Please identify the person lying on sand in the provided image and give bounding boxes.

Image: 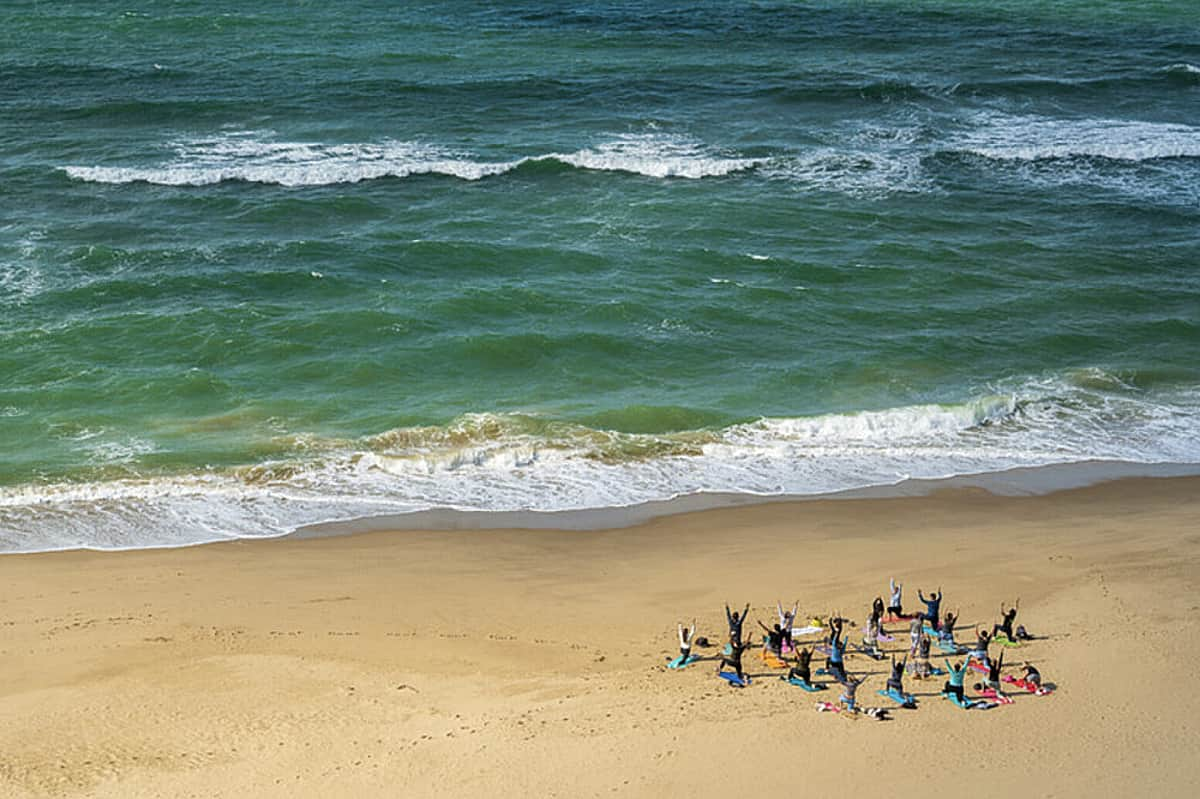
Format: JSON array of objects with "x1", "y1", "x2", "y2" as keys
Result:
[{"x1": 725, "y1": 602, "x2": 750, "y2": 647}]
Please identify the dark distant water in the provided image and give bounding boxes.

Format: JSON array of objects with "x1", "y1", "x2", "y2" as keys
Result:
[{"x1": 2, "y1": 0, "x2": 1198, "y2": 551}]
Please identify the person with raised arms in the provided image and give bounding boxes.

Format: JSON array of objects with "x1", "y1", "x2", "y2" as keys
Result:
[
  {"x1": 918, "y1": 587, "x2": 942, "y2": 632},
  {"x1": 776, "y1": 599, "x2": 799, "y2": 652},
  {"x1": 993, "y1": 600, "x2": 1019, "y2": 642},
  {"x1": 888, "y1": 577, "x2": 904, "y2": 617},
  {"x1": 725, "y1": 601, "x2": 750, "y2": 648}
]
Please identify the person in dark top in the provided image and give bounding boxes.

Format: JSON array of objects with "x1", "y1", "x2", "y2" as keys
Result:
[
  {"x1": 970, "y1": 628, "x2": 992, "y2": 667},
  {"x1": 788, "y1": 646, "x2": 814, "y2": 684},
  {"x1": 886, "y1": 654, "x2": 908, "y2": 694},
  {"x1": 918, "y1": 588, "x2": 942, "y2": 632},
  {"x1": 993, "y1": 601, "x2": 1019, "y2": 641},
  {"x1": 977, "y1": 651, "x2": 1004, "y2": 694},
  {"x1": 827, "y1": 628, "x2": 848, "y2": 682},
  {"x1": 872, "y1": 596, "x2": 885, "y2": 625},
  {"x1": 757, "y1": 620, "x2": 785, "y2": 657},
  {"x1": 941, "y1": 610, "x2": 959, "y2": 643},
  {"x1": 827, "y1": 613, "x2": 845, "y2": 646},
  {"x1": 717, "y1": 637, "x2": 754, "y2": 682},
  {"x1": 1021, "y1": 662, "x2": 1041, "y2": 689},
  {"x1": 725, "y1": 602, "x2": 750, "y2": 647}
]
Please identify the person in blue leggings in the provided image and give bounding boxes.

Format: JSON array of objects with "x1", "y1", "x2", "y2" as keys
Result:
[{"x1": 827, "y1": 629, "x2": 848, "y2": 682}]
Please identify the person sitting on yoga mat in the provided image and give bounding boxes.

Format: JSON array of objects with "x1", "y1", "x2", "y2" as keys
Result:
[
  {"x1": 717, "y1": 637, "x2": 753, "y2": 681},
  {"x1": 888, "y1": 577, "x2": 903, "y2": 616},
  {"x1": 777, "y1": 599, "x2": 799, "y2": 650},
  {"x1": 863, "y1": 607, "x2": 882, "y2": 656},
  {"x1": 973, "y1": 651, "x2": 1005, "y2": 696},
  {"x1": 908, "y1": 615, "x2": 924, "y2": 655},
  {"x1": 725, "y1": 602, "x2": 750, "y2": 647},
  {"x1": 1021, "y1": 661, "x2": 1042, "y2": 689},
  {"x1": 887, "y1": 654, "x2": 908, "y2": 695},
  {"x1": 918, "y1": 588, "x2": 942, "y2": 632},
  {"x1": 940, "y1": 610, "x2": 959, "y2": 643},
  {"x1": 993, "y1": 601, "x2": 1019, "y2": 641},
  {"x1": 757, "y1": 620, "x2": 785, "y2": 657},
  {"x1": 838, "y1": 671, "x2": 868, "y2": 712},
  {"x1": 968, "y1": 628, "x2": 992, "y2": 667},
  {"x1": 788, "y1": 646, "x2": 814, "y2": 684},
  {"x1": 827, "y1": 628, "x2": 849, "y2": 682},
  {"x1": 914, "y1": 634, "x2": 933, "y2": 678},
  {"x1": 944, "y1": 659, "x2": 968, "y2": 702},
  {"x1": 677, "y1": 620, "x2": 697, "y2": 663}
]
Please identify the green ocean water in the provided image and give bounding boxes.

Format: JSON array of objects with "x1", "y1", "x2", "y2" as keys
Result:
[{"x1": 1, "y1": 1, "x2": 1198, "y2": 550}]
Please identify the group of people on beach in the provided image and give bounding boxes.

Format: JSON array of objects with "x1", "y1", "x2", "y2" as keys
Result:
[{"x1": 673, "y1": 578, "x2": 1048, "y2": 716}]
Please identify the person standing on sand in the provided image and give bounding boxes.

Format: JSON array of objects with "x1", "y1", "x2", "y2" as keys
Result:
[
  {"x1": 726, "y1": 602, "x2": 750, "y2": 647},
  {"x1": 777, "y1": 599, "x2": 799, "y2": 651}
]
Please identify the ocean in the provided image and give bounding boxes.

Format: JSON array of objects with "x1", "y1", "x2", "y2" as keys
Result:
[{"x1": 2, "y1": 0, "x2": 1198, "y2": 552}]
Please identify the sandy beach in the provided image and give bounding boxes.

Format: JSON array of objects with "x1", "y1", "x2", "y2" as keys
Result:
[{"x1": 2, "y1": 476, "x2": 1199, "y2": 798}]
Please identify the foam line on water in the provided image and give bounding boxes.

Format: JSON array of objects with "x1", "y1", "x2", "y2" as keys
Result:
[{"x1": 3, "y1": 372, "x2": 1200, "y2": 553}]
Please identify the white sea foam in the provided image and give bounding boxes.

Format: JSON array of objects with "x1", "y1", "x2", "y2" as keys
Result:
[
  {"x1": 2, "y1": 373, "x2": 1199, "y2": 553},
  {"x1": 956, "y1": 113, "x2": 1200, "y2": 162},
  {"x1": 61, "y1": 132, "x2": 759, "y2": 187}
]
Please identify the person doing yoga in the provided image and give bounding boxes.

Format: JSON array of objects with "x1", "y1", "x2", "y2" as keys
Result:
[
  {"x1": 943, "y1": 658, "x2": 968, "y2": 702},
  {"x1": 918, "y1": 588, "x2": 942, "y2": 632},
  {"x1": 941, "y1": 610, "x2": 959, "y2": 643},
  {"x1": 888, "y1": 578, "x2": 903, "y2": 616},
  {"x1": 1021, "y1": 662, "x2": 1041, "y2": 689},
  {"x1": 777, "y1": 600, "x2": 799, "y2": 650},
  {"x1": 725, "y1": 602, "x2": 750, "y2": 647},
  {"x1": 788, "y1": 647, "x2": 814, "y2": 685},
  {"x1": 677, "y1": 620, "x2": 697, "y2": 662},
  {"x1": 993, "y1": 600, "x2": 1019, "y2": 641},
  {"x1": 717, "y1": 637, "x2": 754, "y2": 681},
  {"x1": 838, "y1": 671, "x2": 867, "y2": 712},
  {"x1": 887, "y1": 655, "x2": 908, "y2": 695},
  {"x1": 827, "y1": 628, "x2": 849, "y2": 682},
  {"x1": 969, "y1": 628, "x2": 992, "y2": 667},
  {"x1": 758, "y1": 620, "x2": 785, "y2": 657},
  {"x1": 974, "y1": 651, "x2": 1005, "y2": 695}
]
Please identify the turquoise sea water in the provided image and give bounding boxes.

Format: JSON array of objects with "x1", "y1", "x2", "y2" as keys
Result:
[{"x1": 2, "y1": 1, "x2": 1198, "y2": 551}]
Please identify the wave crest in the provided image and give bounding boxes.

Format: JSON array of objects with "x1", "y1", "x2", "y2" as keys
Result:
[{"x1": 61, "y1": 133, "x2": 760, "y2": 187}]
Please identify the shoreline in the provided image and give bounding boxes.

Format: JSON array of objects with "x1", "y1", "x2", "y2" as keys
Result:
[
  {"x1": 2, "y1": 474, "x2": 1199, "y2": 796},
  {"x1": 5, "y1": 459, "x2": 1199, "y2": 556}
]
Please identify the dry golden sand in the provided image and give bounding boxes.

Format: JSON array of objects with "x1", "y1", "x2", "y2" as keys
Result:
[{"x1": 2, "y1": 477, "x2": 1199, "y2": 798}]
